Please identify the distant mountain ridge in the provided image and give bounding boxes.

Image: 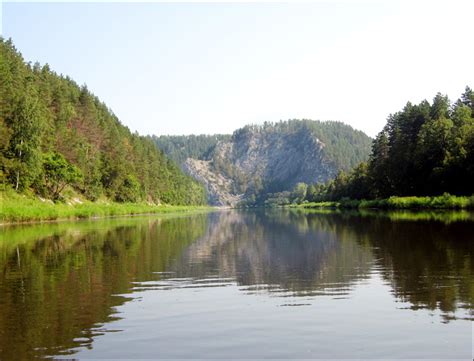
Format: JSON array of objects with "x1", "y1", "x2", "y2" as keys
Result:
[
  {"x1": 151, "y1": 134, "x2": 231, "y2": 165},
  {"x1": 154, "y1": 120, "x2": 372, "y2": 206}
]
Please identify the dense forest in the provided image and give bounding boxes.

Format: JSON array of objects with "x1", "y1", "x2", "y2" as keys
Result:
[
  {"x1": 151, "y1": 134, "x2": 231, "y2": 165},
  {"x1": 289, "y1": 89, "x2": 474, "y2": 204},
  {"x1": 0, "y1": 38, "x2": 206, "y2": 205}
]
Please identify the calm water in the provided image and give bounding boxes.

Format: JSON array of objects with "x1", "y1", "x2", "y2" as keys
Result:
[{"x1": 0, "y1": 209, "x2": 473, "y2": 360}]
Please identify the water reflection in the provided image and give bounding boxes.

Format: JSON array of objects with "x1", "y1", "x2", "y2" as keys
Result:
[
  {"x1": 300, "y1": 209, "x2": 474, "y2": 318},
  {"x1": 0, "y1": 210, "x2": 472, "y2": 359},
  {"x1": 168, "y1": 210, "x2": 373, "y2": 297},
  {"x1": 0, "y1": 215, "x2": 208, "y2": 360},
  {"x1": 159, "y1": 210, "x2": 473, "y2": 319}
]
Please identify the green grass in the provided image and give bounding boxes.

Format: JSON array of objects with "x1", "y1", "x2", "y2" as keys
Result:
[
  {"x1": 0, "y1": 190, "x2": 213, "y2": 224},
  {"x1": 290, "y1": 207, "x2": 474, "y2": 224},
  {"x1": 300, "y1": 193, "x2": 474, "y2": 210}
]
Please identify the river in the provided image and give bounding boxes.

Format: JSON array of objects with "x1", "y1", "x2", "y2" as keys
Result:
[{"x1": 0, "y1": 209, "x2": 472, "y2": 359}]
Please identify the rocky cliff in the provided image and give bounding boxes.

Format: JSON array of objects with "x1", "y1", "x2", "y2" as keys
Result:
[
  {"x1": 178, "y1": 120, "x2": 372, "y2": 206},
  {"x1": 182, "y1": 159, "x2": 243, "y2": 206}
]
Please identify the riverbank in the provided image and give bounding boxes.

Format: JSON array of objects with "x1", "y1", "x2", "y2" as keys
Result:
[
  {"x1": 296, "y1": 194, "x2": 474, "y2": 210},
  {"x1": 0, "y1": 191, "x2": 213, "y2": 225}
]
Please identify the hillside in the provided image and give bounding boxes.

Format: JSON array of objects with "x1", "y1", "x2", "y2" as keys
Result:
[
  {"x1": 159, "y1": 120, "x2": 372, "y2": 206},
  {"x1": 0, "y1": 38, "x2": 206, "y2": 205},
  {"x1": 151, "y1": 134, "x2": 231, "y2": 165}
]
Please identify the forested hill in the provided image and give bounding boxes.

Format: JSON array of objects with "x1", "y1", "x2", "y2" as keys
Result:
[
  {"x1": 167, "y1": 120, "x2": 372, "y2": 206},
  {"x1": 151, "y1": 134, "x2": 231, "y2": 165},
  {"x1": 0, "y1": 38, "x2": 206, "y2": 205}
]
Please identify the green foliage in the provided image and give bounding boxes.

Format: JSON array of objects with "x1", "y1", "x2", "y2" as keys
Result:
[
  {"x1": 301, "y1": 194, "x2": 474, "y2": 210},
  {"x1": 42, "y1": 152, "x2": 82, "y2": 200},
  {"x1": 292, "y1": 182, "x2": 308, "y2": 203},
  {"x1": 307, "y1": 88, "x2": 474, "y2": 202},
  {"x1": 0, "y1": 189, "x2": 211, "y2": 223},
  {"x1": 115, "y1": 175, "x2": 141, "y2": 203},
  {"x1": 261, "y1": 183, "x2": 310, "y2": 207},
  {"x1": 152, "y1": 134, "x2": 231, "y2": 165},
  {"x1": 0, "y1": 37, "x2": 206, "y2": 205},
  {"x1": 262, "y1": 191, "x2": 292, "y2": 207},
  {"x1": 6, "y1": 84, "x2": 46, "y2": 191},
  {"x1": 0, "y1": 119, "x2": 12, "y2": 183}
]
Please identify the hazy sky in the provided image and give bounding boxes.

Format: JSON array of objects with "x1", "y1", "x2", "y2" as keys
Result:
[{"x1": 2, "y1": 1, "x2": 473, "y2": 137}]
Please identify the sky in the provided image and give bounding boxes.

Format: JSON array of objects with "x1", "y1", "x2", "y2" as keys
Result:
[{"x1": 2, "y1": 1, "x2": 473, "y2": 137}]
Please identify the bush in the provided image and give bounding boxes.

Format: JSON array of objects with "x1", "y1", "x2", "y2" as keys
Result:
[
  {"x1": 115, "y1": 175, "x2": 141, "y2": 203},
  {"x1": 42, "y1": 152, "x2": 82, "y2": 200}
]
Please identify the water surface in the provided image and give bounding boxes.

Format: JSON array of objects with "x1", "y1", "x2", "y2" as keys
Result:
[{"x1": 0, "y1": 209, "x2": 472, "y2": 359}]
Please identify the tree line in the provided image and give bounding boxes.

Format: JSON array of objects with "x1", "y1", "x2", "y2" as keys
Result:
[
  {"x1": 283, "y1": 89, "x2": 474, "y2": 204},
  {"x1": 0, "y1": 38, "x2": 206, "y2": 204},
  {"x1": 151, "y1": 134, "x2": 231, "y2": 165}
]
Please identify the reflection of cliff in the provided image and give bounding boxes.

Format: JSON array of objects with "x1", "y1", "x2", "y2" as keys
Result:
[
  {"x1": 171, "y1": 210, "x2": 374, "y2": 295},
  {"x1": 0, "y1": 215, "x2": 208, "y2": 361},
  {"x1": 170, "y1": 210, "x2": 474, "y2": 320},
  {"x1": 0, "y1": 210, "x2": 472, "y2": 360}
]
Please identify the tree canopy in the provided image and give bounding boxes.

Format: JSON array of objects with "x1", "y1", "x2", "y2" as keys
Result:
[
  {"x1": 0, "y1": 38, "x2": 206, "y2": 205},
  {"x1": 151, "y1": 134, "x2": 231, "y2": 165},
  {"x1": 304, "y1": 89, "x2": 474, "y2": 203}
]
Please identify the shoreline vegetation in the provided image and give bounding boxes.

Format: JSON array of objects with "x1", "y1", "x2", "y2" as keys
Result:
[
  {"x1": 0, "y1": 38, "x2": 207, "y2": 211},
  {"x1": 0, "y1": 191, "x2": 212, "y2": 225},
  {"x1": 288, "y1": 207, "x2": 474, "y2": 224},
  {"x1": 293, "y1": 193, "x2": 474, "y2": 210},
  {"x1": 1, "y1": 38, "x2": 473, "y2": 220},
  {"x1": 4, "y1": 191, "x2": 474, "y2": 225}
]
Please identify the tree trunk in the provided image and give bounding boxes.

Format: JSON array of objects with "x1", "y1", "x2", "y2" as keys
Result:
[
  {"x1": 15, "y1": 140, "x2": 22, "y2": 191},
  {"x1": 15, "y1": 170, "x2": 20, "y2": 191}
]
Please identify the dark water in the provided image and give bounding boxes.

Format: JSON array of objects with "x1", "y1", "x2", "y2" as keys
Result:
[{"x1": 0, "y1": 209, "x2": 473, "y2": 360}]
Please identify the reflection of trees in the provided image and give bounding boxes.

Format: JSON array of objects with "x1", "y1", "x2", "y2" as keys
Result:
[
  {"x1": 293, "y1": 210, "x2": 474, "y2": 320},
  {"x1": 171, "y1": 210, "x2": 373, "y2": 296},
  {"x1": 171, "y1": 210, "x2": 473, "y2": 320},
  {"x1": 0, "y1": 210, "x2": 472, "y2": 359},
  {"x1": 0, "y1": 215, "x2": 207, "y2": 360},
  {"x1": 365, "y1": 217, "x2": 473, "y2": 318}
]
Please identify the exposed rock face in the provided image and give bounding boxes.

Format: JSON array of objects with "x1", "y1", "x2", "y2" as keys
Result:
[
  {"x1": 217, "y1": 126, "x2": 332, "y2": 186},
  {"x1": 178, "y1": 120, "x2": 372, "y2": 206},
  {"x1": 182, "y1": 159, "x2": 243, "y2": 206},
  {"x1": 184, "y1": 127, "x2": 327, "y2": 206}
]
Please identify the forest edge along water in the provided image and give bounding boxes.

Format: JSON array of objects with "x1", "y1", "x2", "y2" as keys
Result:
[
  {"x1": 2, "y1": 188, "x2": 474, "y2": 226},
  {"x1": 2, "y1": 5, "x2": 474, "y2": 360},
  {"x1": 0, "y1": 189, "x2": 213, "y2": 225}
]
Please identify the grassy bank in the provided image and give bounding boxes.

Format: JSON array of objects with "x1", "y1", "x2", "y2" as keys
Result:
[
  {"x1": 0, "y1": 191, "x2": 212, "y2": 224},
  {"x1": 288, "y1": 207, "x2": 474, "y2": 224},
  {"x1": 298, "y1": 194, "x2": 474, "y2": 210}
]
